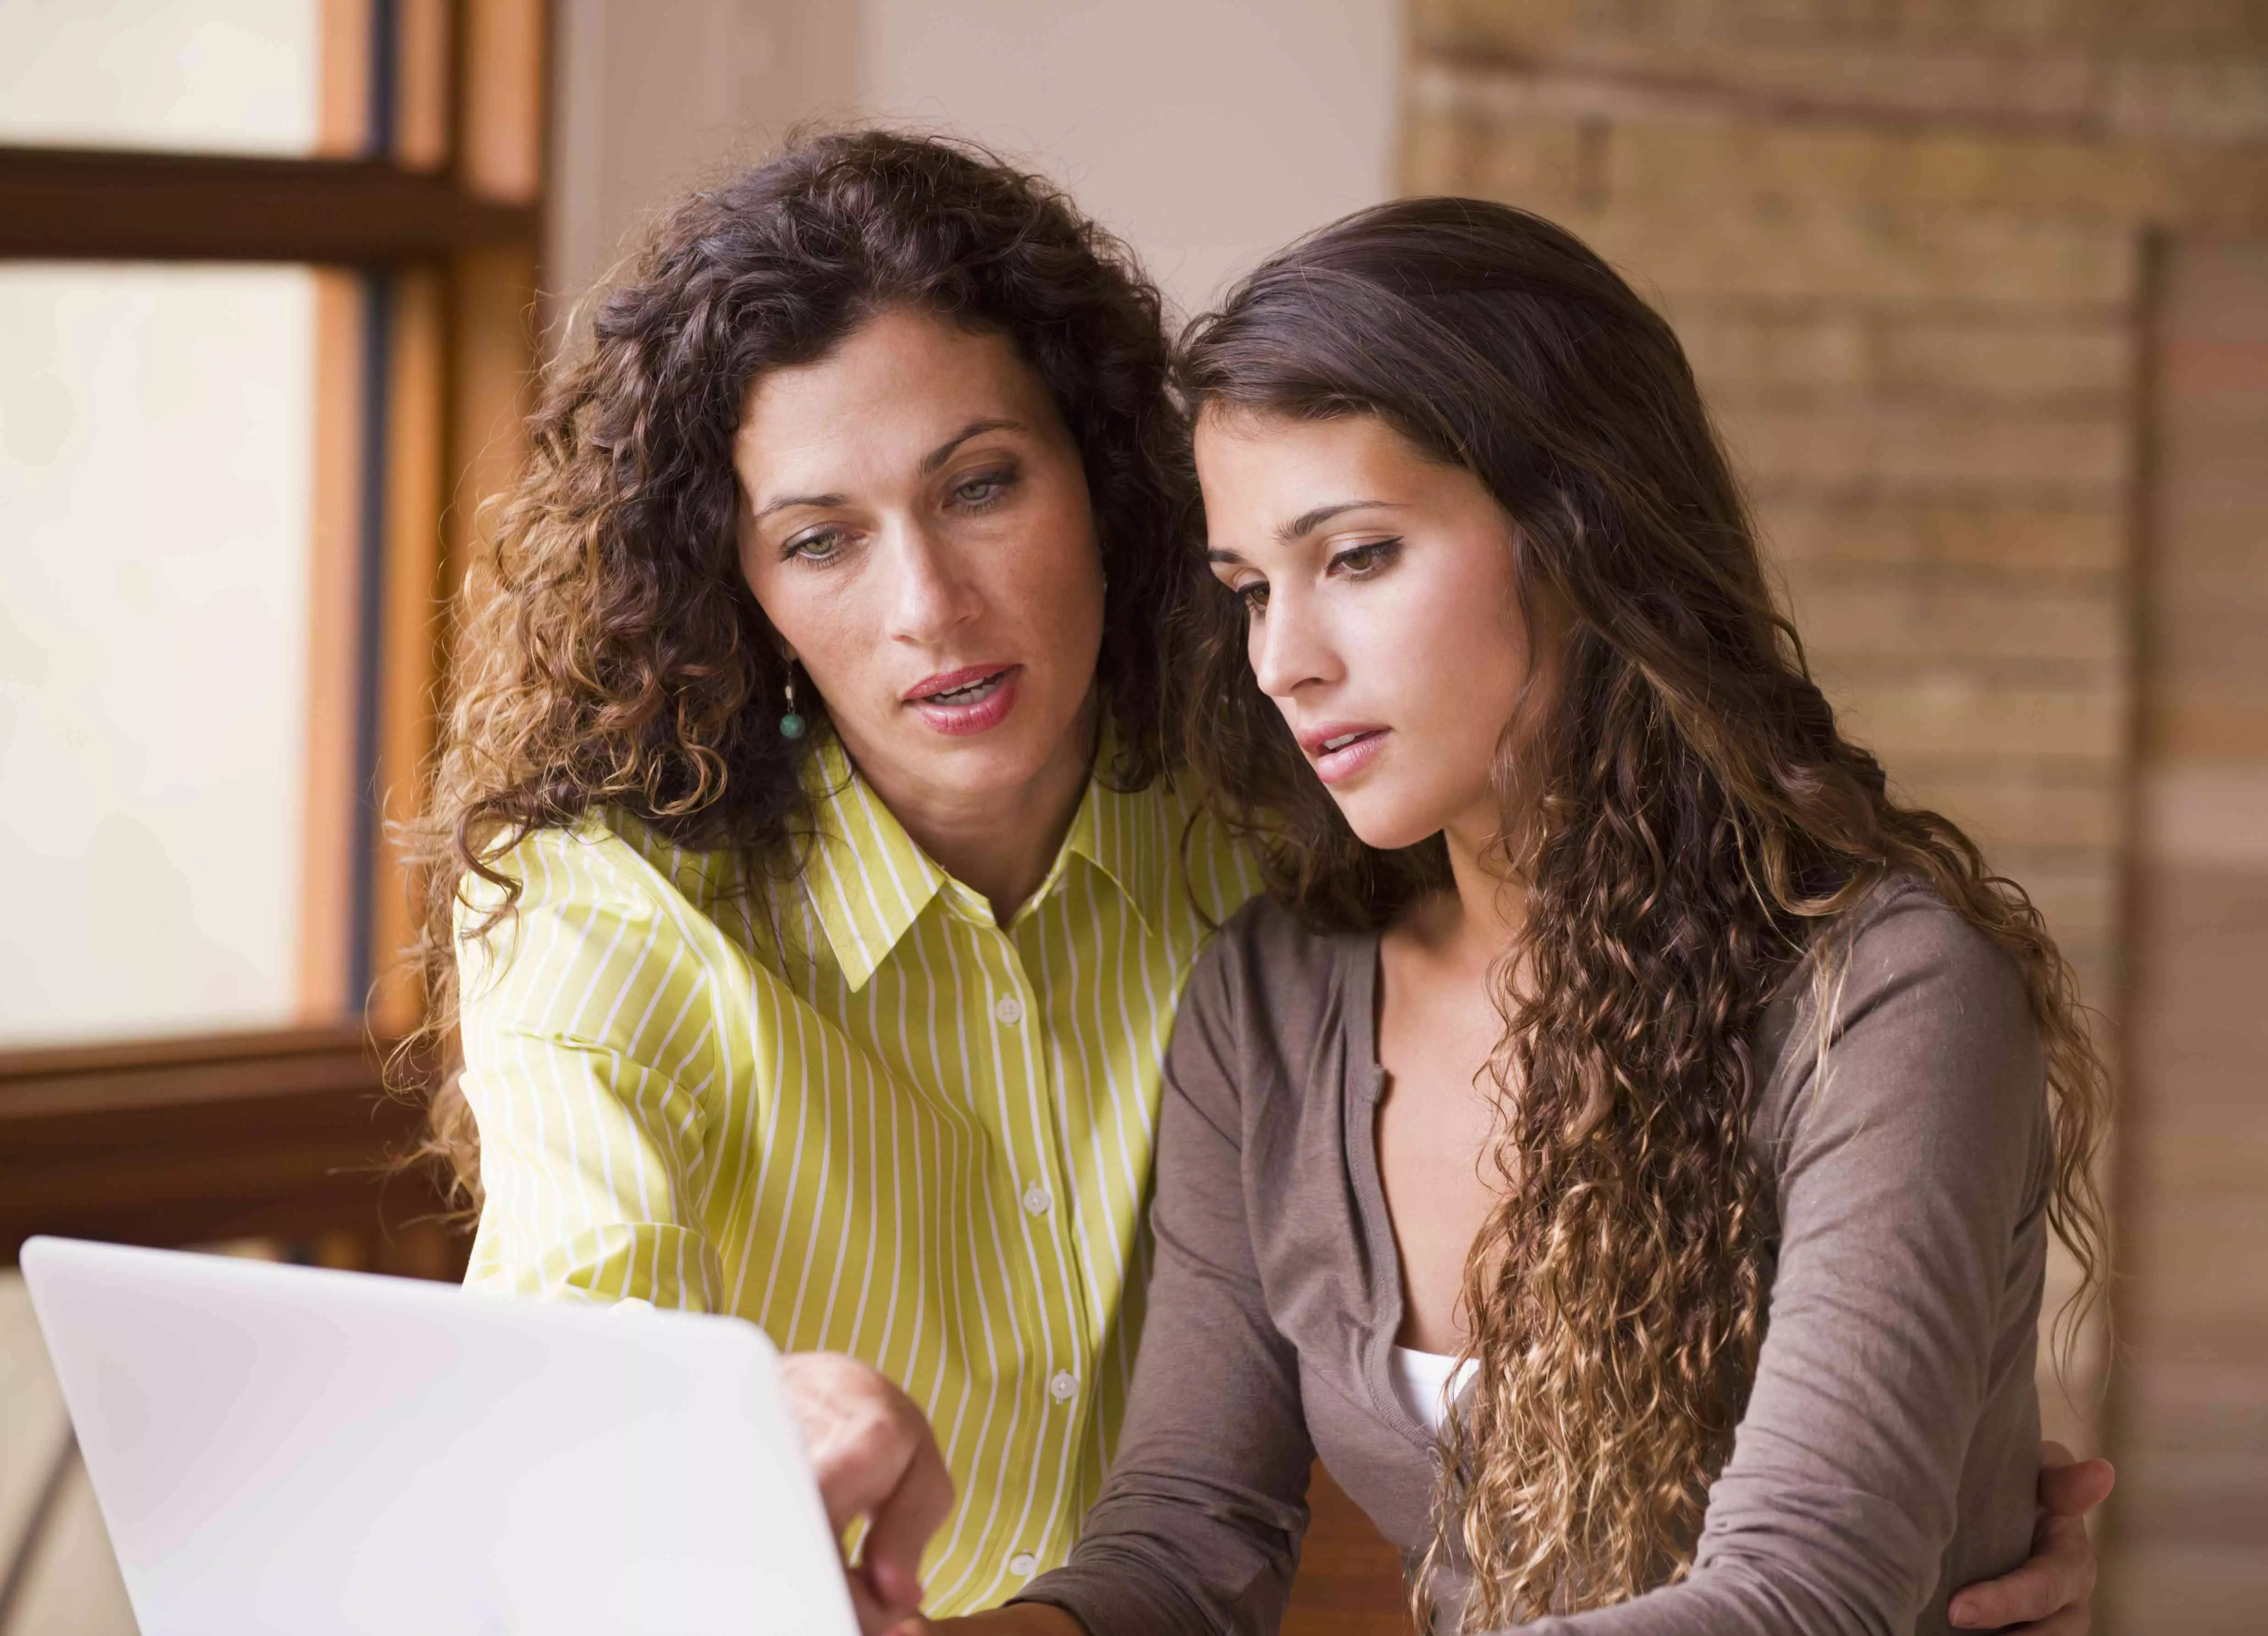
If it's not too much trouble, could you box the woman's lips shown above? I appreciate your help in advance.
[906,664,1021,736]
[1311,728,1388,784]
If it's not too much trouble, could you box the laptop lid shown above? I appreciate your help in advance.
[20,1236,859,1636]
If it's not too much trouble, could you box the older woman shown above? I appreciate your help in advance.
[418,132,2103,1634]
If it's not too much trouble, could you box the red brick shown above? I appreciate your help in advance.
[1986,847,2122,946]
[2109,56,2268,143]
[1713,396,2132,488]
[1825,672,2126,763]
[1399,101,1590,211]
[1661,303,2134,403]
[1885,761,2126,851]
[1875,318,2133,400]
[1756,499,2128,574]
[1668,307,1875,392]
[1572,198,2139,306]
[2107,1546,2268,1636]
[1782,560,2127,665]
[2158,240,2268,344]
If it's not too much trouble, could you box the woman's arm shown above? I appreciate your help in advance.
[1010,939,1318,1636]
[1510,891,2056,1636]
[456,826,727,1308]
[462,831,964,1631]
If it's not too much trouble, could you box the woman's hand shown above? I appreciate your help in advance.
[778,1351,955,1635]
[1947,1441,2116,1633]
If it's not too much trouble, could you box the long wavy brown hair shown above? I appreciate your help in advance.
[405,130,1199,1202]
[1175,198,2110,1628]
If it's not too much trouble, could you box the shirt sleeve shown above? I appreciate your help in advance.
[455,825,728,1312]
[1512,890,2052,1636]
[1014,931,1317,1636]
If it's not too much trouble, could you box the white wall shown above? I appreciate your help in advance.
[547,0,1404,327]
[862,0,1401,318]
[548,0,862,314]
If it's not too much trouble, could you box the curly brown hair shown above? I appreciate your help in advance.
[1175,197,2110,1628]
[407,129,1197,1202]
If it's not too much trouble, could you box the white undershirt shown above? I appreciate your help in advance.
[1389,1345,1479,1433]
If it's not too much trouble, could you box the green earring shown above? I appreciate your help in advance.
[779,668,806,741]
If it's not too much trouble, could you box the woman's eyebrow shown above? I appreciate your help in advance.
[920,417,1026,474]
[1276,499,1400,542]
[754,489,845,521]
[1207,500,1407,564]
[752,417,1028,520]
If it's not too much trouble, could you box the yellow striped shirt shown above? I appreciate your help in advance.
[455,737,1259,1613]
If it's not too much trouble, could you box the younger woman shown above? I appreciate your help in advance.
[996,198,2112,1634]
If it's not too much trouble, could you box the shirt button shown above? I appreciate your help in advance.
[1008,1552,1038,1577]
[1049,1369,1079,1404]
[993,995,1024,1025]
[1021,1183,1052,1216]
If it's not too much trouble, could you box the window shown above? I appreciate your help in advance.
[0,0,546,1254]
[2,262,328,1046]
[0,1,331,158]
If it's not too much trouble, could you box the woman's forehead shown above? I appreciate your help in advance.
[733,311,1057,492]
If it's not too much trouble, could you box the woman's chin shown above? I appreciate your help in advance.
[869,693,1088,798]
[1333,794,1449,856]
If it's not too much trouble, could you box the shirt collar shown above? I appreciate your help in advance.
[799,736,948,992]
[798,733,1178,991]
[1060,761,1178,941]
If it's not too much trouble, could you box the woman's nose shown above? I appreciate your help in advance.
[1249,590,1334,700]
[883,522,984,642]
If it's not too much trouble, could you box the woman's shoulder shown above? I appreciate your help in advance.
[1836,873,2033,1017]
[1164,894,1370,1141]
[1756,872,2047,1152]
[462,810,745,916]
[451,810,763,999]
[1180,893,1362,1054]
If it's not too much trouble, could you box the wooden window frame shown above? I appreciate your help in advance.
[0,1,549,1272]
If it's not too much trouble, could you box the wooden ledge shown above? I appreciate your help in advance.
[0,147,539,262]
[0,1026,453,1266]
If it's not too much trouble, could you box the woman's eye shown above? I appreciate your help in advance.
[1330,538,1401,577]
[783,529,845,562]
[951,467,1015,508]
[1235,580,1270,614]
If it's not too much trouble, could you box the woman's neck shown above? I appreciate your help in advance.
[1426,804,1532,965]
[854,693,1100,926]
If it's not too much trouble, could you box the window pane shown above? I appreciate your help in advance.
[0,0,326,158]
[0,264,320,1048]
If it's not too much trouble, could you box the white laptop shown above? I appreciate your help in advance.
[20,1236,859,1636]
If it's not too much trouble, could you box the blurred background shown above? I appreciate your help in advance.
[0,2,2262,1631]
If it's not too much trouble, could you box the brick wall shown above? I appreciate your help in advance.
[1403,5,2268,1630]
[2113,238,2268,1635]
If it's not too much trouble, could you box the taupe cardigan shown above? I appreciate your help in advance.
[1019,879,2049,1635]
